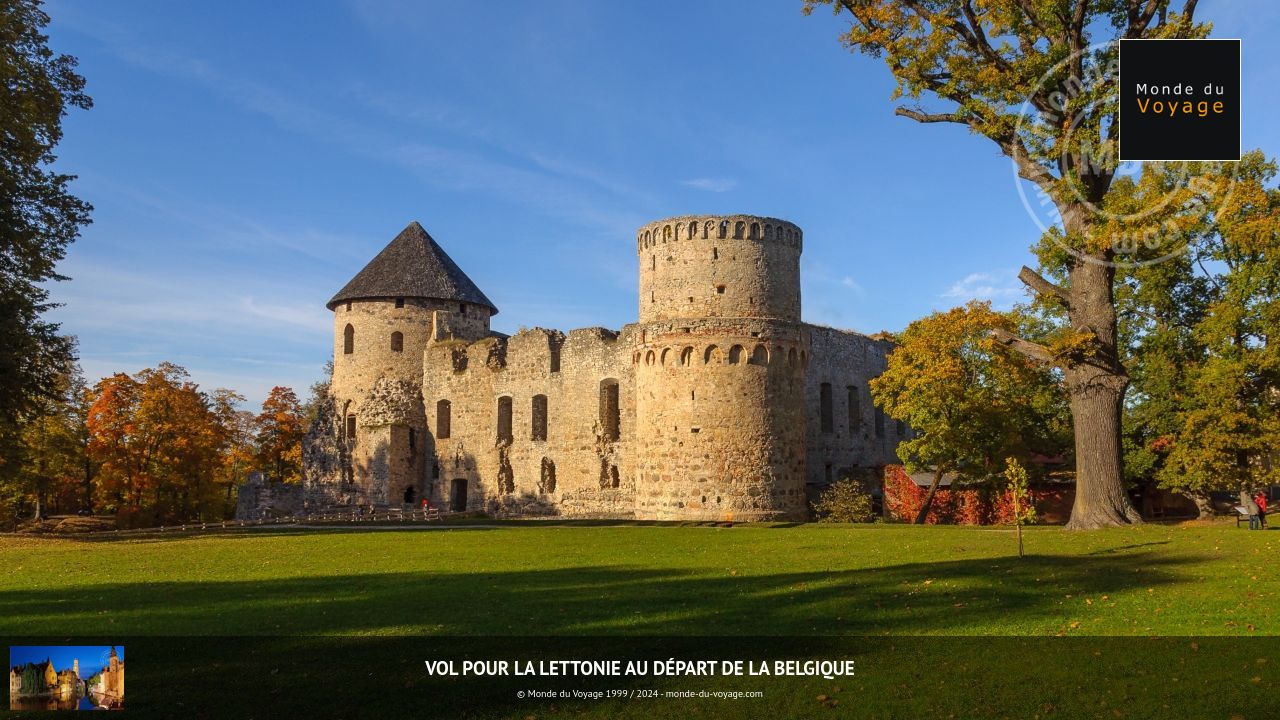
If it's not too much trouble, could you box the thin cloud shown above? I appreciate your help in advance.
[680,177,738,193]
[941,270,1026,309]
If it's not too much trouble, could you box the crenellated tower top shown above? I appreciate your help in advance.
[636,214,802,323]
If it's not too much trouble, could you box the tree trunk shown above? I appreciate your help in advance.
[914,467,945,524]
[1189,493,1215,519]
[1061,252,1142,530]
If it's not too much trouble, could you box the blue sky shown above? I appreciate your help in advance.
[42,1,1280,407]
[10,645,122,676]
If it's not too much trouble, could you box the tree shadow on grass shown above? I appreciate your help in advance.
[0,550,1200,637]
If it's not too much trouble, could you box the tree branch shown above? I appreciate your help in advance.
[1018,266,1071,309]
[894,106,966,125]
[990,328,1055,363]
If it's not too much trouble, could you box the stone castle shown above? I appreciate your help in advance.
[296,214,905,521]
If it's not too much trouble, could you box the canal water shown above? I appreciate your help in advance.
[9,689,113,710]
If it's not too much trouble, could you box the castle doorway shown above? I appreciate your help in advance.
[403,485,416,505]
[450,479,467,512]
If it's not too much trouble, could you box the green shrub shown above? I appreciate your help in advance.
[813,478,875,523]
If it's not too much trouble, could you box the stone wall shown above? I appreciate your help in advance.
[234,472,303,520]
[421,326,637,516]
[804,326,905,487]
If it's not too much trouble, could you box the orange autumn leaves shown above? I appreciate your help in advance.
[85,363,305,524]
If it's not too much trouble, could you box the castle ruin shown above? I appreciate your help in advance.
[296,215,905,521]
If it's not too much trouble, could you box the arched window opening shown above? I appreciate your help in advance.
[343,324,354,354]
[847,385,862,434]
[660,348,671,366]
[680,347,693,366]
[728,345,744,365]
[497,396,513,443]
[645,350,655,366]
[704,345,720,364]
[599,379,620,441]
[820,383,834,434]
[540,457,557,494]
[391,331,404,352]
[688,221,698,239]
[531,394,548,442]
[346,414,357,440]
[719,220,729,238]
[734,221,745,238]
[750,222,760,239]
[436,399,451,439]
[750,344,768,366]
[663,225,672,241]
[788,348,798,366]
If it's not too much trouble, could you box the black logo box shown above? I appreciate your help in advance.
[1118,38,1240,162]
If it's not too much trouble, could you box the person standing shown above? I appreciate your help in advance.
[1254,491,1268,529]
[1242,491,1261,530]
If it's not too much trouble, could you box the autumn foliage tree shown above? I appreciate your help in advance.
[803,0,1230,528]
[870,302,1068,523]
[86,363,238,525]
[254,386,305,484]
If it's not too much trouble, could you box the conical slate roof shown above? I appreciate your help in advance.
[327,221,497,315]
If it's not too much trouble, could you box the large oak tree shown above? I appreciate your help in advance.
[805,0,1218,528]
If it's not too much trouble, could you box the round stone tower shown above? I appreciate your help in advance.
[633,215,808,521]
[324,221,496,505]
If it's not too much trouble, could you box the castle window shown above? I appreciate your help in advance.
[847,385,862,434]
[459,303,466,315]
[680,347,693,366]
[645,350,655,366]
[688,221,698,239]
[346,414,357,440]
[550,342,561,373]
[896,419,907,437]
[652,255,656,271]
[599,379,620,440]
[875,406,886,438]
[497,396,513,443]
[436,399,451,439]
[716,285,726,294]
[395,297,405,308]
[750,344,768,365]
[343,324,354,354]
[820,383,834,434]
[728,345,744,364]
[734,221,745,239]
[345,302,352,311]
[660,348,671,366]
[704,345,721,364]
[391,331,404,352]
[824,463,833,484]
[540,457,557,494]
[531,394,548,441]
[719,220,728,238]
[789,348,798,366]
[663,225,672,241]
[750,222,760,239]
[713,247,718,260]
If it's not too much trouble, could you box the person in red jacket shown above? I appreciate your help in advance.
[1255,491,1268,529]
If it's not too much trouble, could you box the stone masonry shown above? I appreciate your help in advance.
[296,216,906,521]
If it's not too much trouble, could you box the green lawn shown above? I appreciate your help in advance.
[4,522,1277,718]
[1,520,1276,637]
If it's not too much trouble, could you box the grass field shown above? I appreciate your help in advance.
[2,520,1276,637]
[4,521,1278,718]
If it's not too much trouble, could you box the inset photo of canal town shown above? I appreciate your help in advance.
[9,645,124,711]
